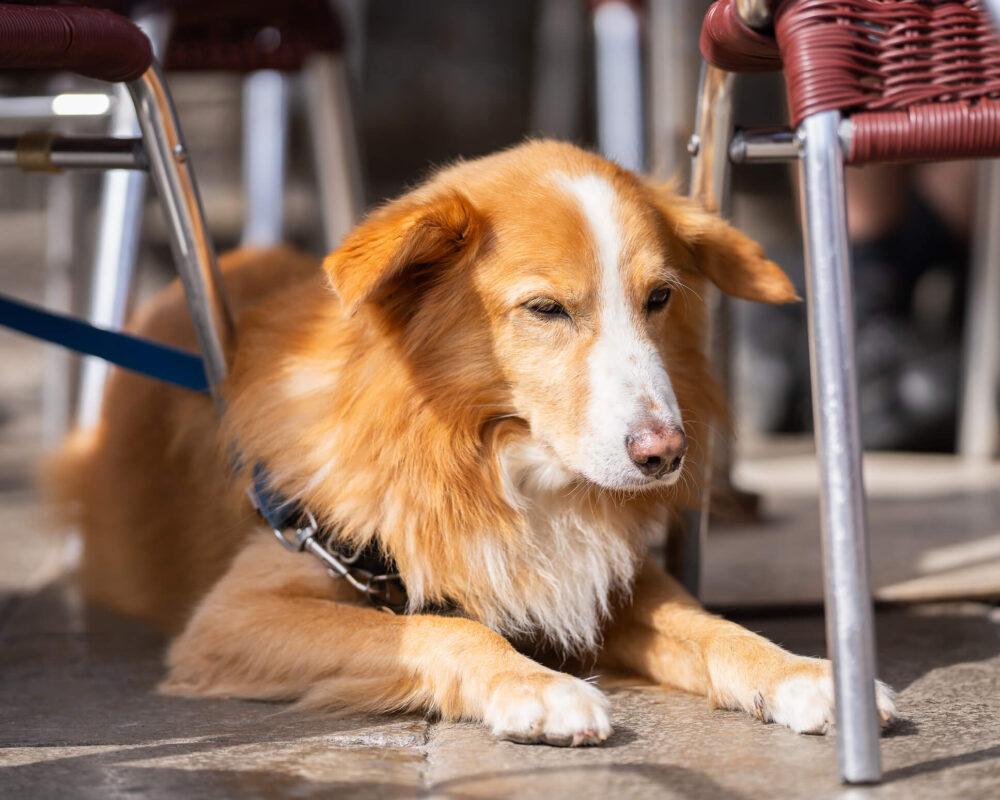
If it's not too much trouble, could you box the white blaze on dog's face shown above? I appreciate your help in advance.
[477,170,704,492]
[557,173,684,489]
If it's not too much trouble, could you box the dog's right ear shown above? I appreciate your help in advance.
[323,189,484,317]
[647,184,798,305]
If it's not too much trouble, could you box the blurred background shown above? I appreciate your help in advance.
[0,0,997,604]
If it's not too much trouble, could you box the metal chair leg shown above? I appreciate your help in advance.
[593,0,645,172]
[127,62,233,405]
[958,159,1000,460]
[76,8,171,428]
[668,63,737,597]
[647,0,707,184]
[241,70,289,246]
[303,52,364,252]
[42,174,81,445]
[798,109,881,784]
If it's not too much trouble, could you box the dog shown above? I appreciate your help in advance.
[50,140,896,745]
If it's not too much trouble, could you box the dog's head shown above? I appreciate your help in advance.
[324,141,795,494]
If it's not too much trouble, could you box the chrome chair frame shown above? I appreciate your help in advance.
[689,2,882,782]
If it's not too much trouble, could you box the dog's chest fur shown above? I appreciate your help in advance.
[400,438,654,655]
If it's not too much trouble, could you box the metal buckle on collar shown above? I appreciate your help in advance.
[247,485,407,614]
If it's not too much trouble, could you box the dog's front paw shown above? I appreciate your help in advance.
[485,673,612,746]
[759,662,897,735]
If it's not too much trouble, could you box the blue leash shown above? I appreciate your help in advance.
[0,293,209,394]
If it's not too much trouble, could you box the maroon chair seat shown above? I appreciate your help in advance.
[2,0,344,75]
[700,0,1000,163]
[166,0,343,72]
[0,3,152,82]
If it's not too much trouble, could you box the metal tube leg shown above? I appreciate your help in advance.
[668,63,737,597]
[76,116,148,427]
[241,70,289,246]
[958,159,1000,460]
[593,0,645,172]
[648,0,707,183]
[77,8,171,428]
[303,52,364,252]
[690,65,735,213]
[127,63,233,405]
[42,174,79,445]
[798,110,881,784]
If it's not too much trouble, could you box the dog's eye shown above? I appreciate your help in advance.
[647,287,672,312]
[525,298,570,320]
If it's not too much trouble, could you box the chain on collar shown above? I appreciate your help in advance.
[246,473,408,614]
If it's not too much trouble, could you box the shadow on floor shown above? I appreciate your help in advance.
[733,604,999,693]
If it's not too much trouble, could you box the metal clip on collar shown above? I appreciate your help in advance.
[247,484,408,614]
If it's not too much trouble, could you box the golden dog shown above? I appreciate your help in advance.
[51,141,895,745]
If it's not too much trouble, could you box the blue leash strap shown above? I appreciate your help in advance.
[0,293,209,394]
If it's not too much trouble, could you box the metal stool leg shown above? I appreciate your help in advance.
[42,174,81,445]
[798,109,881,784]
[593,0,645,172]
[958,159,1000,460]
[303,52,364,252]
[648,0,708,183]
[670,63,736,597]
[76,8,171,428]
[127,63,233,403]
[241,70,289,246]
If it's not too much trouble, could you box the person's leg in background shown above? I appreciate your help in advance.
[845,161,976,451]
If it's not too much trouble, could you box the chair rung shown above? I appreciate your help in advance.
[0,134,147,172]
[847,101,1000,163]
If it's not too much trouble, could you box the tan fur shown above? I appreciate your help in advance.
[48,141,894,742]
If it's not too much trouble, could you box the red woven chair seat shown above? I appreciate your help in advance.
[0,3,152,82]
[3,1,344,74]
[701,0,1000,163]
[166,0,343,73]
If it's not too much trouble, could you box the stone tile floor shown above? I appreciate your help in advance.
[1,582,997,799]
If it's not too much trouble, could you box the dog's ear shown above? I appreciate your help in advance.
[650,186,798,304]
[323,189,484,316]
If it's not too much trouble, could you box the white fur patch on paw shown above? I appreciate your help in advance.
[769,674,836,734]
[485,676,612,746]
[767,674,898,735]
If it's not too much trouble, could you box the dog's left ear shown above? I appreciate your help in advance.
[650,187,798,304]
[323,188,484,316]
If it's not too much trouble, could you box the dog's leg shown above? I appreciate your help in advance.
[603,561,896,734]
[161,534,610,746]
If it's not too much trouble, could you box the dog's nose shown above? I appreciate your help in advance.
[625,425,687,477]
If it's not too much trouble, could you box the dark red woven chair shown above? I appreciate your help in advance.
[691,0,1000,784]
